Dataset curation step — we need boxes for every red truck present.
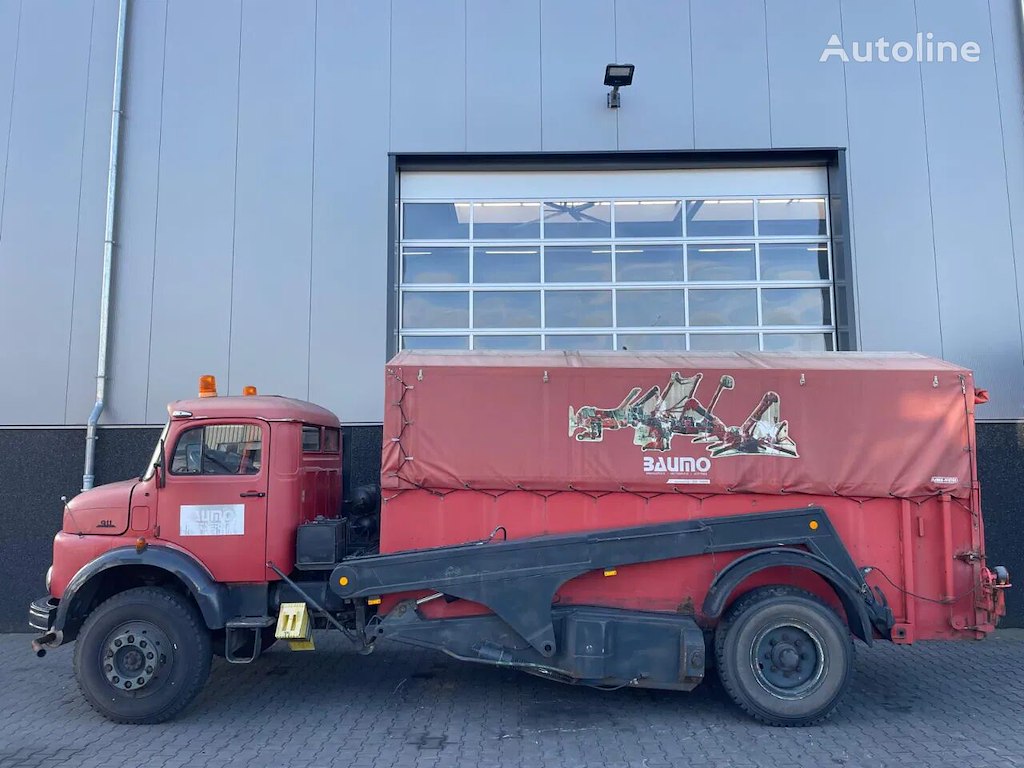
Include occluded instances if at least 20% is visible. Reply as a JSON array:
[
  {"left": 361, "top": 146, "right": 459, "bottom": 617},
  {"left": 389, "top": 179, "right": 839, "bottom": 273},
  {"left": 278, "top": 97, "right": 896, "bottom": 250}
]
[{"left": 30, "top": 352, "right": 1009, "bottom": 726}]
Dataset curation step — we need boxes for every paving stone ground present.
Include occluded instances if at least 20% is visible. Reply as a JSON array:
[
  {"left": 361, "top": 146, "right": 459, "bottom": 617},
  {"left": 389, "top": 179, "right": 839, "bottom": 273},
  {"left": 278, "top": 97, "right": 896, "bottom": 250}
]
[{"left": 1, "top": 631, "right": 1023, "bottom": 768}]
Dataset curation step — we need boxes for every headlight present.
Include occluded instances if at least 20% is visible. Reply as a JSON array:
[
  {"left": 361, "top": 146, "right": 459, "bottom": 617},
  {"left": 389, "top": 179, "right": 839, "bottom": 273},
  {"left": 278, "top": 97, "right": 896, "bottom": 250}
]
[{"left": 45, "top": 565, "right": 53, "bottom": 593}]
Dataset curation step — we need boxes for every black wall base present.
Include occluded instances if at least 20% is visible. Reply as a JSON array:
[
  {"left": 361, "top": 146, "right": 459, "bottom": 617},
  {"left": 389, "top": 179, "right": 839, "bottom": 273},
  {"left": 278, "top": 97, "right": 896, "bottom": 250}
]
[
  {"left": 1, "top": 423, "right": 1020, "bottom": 632},
  {"left": 975, "top": 423, "right": 1024, "bottom": 627},
  {"left": 0, "top": 427, "right": 160, "bottom": 634}
]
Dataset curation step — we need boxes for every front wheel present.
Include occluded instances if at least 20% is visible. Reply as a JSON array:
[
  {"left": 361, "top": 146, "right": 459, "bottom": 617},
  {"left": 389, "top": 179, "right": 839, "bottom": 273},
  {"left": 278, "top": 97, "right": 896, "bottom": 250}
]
[
  {"left": 73, "top": 587, "right": 212, "bottom": 723},
  {"left": 714, "top": 586, "right": 853, "bottom": 726}
]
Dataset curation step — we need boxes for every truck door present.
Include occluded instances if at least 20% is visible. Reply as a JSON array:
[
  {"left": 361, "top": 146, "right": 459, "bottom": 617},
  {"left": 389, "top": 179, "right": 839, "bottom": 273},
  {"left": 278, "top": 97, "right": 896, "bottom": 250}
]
[{"left": 157, "top": 420, "right": 269, "bottom": 582}]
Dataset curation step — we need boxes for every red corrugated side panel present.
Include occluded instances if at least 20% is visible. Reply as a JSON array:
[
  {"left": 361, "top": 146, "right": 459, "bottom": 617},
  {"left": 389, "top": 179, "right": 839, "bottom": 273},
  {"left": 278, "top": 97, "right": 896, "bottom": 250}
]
[{"left": 382, "top": 351, "right": 978, "bottom": 500}]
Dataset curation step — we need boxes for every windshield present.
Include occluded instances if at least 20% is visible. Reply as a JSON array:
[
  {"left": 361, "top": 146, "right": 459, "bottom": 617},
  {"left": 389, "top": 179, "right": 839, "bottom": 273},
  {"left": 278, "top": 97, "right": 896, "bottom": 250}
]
[{"left": 142, "top": 421, "right": 171, "bottom": 481}]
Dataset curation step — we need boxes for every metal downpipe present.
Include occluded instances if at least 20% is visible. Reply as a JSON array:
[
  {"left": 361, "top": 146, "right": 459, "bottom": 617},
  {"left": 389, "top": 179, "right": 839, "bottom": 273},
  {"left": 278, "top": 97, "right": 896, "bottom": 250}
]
[
  {"left": 1016, "top": 0, "right": 1024, "bottom": 105},
  {"left": 83, "top": 0, "right": 129, "bottom": 492}
]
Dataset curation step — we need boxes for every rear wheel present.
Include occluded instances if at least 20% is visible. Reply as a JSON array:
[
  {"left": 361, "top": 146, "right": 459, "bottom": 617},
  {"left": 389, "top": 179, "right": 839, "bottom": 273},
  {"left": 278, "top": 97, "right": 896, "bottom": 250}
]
[
  {"left": 73, "top": 587, "right": 212, "bottom": 724},
  {"left": 714, "top": 586, "right": 853, "bottom": 726}
]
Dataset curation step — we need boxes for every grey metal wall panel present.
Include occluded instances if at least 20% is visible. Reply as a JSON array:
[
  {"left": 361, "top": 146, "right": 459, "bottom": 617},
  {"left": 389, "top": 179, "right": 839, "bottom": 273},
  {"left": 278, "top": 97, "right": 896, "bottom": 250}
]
[
  {"left": 106, "top": 0, "right": 167, "bottom": 424},
  {"left": 1, "top": 0, "right": 1022, "bottom": 426},
  {"left": 0, "top": 2, "right": 94, "bottom": 425},
  {"left": 390, "top": 0, "right": 466, "bottom": 152},
  {"left": 228, "top": 0, "right": 315, "bottom": 400},
  {"left": 839, "top": 0, "right": 942, "bottom": 358},
  {"left": 690, "top": 0, "right": 770, "bottom": 149},
  {"left": 145, "top": 0, "right": 241, "bottom": 422},
  {"left": 65, "top": 0, "right": 118, "bottom": 425},
  {"left": 614, "top": 0, "right": 693, "bottom": 151},
  {"left": 466, "top": 0, "right": 542, "bottom": 152},
  {"left": 765, "top": 0, "right": 847, "bottom": 148},
  {"left": 0, "top": 0, "right": 20, "bottom": 255},
  {"left": 990, "top": 0, "right": 1024, "bottom": 420},
  {"left": 917, "top": 0, "right": 1023, "bottom": 419},
  {"left": 540, "top": 0, "right": 616, "bottom": 151},
  {"left": 309, "top": 1, "right": 391, "bottom": 423}
]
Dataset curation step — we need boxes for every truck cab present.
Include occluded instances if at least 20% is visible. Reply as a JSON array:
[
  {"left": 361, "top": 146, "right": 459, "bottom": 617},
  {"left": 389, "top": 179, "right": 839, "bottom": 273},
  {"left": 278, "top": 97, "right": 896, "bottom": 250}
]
[
  {"left": 31, "top": 380, "right": 356, "bottom": 722},
  {"left": 44, "top": 385, "right": 343, "bottom": 601}
]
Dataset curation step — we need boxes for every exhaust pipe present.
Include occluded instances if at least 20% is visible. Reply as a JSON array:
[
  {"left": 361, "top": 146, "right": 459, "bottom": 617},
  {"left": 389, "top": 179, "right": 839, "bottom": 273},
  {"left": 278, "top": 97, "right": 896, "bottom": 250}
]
[{"left": 31, "top": 630, "right": 63, "bottom": 656}]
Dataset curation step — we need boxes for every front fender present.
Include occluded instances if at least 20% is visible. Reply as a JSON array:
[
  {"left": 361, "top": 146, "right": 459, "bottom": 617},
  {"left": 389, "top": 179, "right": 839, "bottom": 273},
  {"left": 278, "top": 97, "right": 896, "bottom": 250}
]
[
  {"left": 702, "top": 547, "right": 891, "bottom": 644},
  {"left": 54, "top": 545, "right": 229, "bottom": 638}
]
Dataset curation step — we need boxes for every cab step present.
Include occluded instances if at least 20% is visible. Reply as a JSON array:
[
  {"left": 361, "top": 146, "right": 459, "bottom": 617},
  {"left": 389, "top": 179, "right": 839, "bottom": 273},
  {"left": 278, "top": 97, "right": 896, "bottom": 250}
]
[{"left": 224, "top": 617, "right": 275, "bottom": 664}]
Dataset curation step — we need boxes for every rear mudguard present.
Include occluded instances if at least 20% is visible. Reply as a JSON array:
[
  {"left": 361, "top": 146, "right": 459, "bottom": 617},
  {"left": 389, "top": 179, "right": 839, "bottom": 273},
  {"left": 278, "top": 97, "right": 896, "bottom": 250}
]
[{"left": 702, "top": 547, "right": 893, "bottom": 644}]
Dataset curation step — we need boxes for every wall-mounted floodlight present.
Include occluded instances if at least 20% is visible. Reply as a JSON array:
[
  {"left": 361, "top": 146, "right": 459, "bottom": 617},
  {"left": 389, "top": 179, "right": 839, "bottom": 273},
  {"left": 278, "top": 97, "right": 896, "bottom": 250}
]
[{"left": 605, "top": 63, "right": 635, "bottom": 108}]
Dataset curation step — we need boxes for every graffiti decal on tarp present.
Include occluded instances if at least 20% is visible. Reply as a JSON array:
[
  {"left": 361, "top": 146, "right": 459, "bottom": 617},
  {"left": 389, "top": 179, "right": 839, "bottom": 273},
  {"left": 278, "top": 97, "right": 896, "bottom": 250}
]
[{"left": 567, "top": 371, "right": 798, "bottom": 458}]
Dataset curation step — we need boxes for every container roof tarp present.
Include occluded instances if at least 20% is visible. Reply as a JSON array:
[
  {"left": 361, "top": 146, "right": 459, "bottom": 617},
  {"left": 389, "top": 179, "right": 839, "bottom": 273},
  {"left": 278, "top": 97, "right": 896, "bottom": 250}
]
[{"left": 382, "top": 351, "right": 979, "bottom": 499}]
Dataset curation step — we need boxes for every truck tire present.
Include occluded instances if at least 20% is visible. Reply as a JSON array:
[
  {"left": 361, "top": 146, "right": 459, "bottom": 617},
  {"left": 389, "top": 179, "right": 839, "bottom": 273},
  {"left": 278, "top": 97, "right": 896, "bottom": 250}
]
[
  {"left": 72, "top": 586, "right": 212, "bottom": 724},
  {"left": 714, "top": 585, "right": 853, "bottom": 726}
]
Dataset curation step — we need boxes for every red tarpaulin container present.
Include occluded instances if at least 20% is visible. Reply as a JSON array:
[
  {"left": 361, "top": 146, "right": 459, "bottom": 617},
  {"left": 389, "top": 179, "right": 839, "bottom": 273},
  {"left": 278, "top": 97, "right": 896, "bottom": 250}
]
[
  {"left": 379, "top": 352, "right": 1002, "bottom": 642},
  {"left": 382, "top": 351, "right": 978, "bottom": 500}
]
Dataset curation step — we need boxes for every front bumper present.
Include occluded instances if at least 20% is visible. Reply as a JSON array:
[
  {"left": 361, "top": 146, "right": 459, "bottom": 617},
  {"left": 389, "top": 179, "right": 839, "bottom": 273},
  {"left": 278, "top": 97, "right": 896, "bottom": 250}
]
[
  {"left": 29, "top": 596, "right": 63, "bottom": 654},
  {"left": 29, "top": 596, "right": 58, "bottom": 633}
]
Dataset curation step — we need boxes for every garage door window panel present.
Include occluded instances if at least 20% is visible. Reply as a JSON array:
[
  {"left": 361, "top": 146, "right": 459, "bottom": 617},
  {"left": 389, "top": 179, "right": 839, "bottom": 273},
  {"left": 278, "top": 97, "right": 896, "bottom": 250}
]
[
  {"left": 403, "top": 335, "right": 469, "bottom": 350},
  {"left": 617, "top": 289, "right": 684, "bottom": 328},
  {"left": 474, "top": 335, "right": 542, "bottom": 350},
  {"left": 687, "top": 244, "right": 756, "bottom": 282},
  {"left": 473, "top": 291, "right": 541, "bottom": 329},
  {"left": 545, "top": 246, "right": 612, "bottom": 283},
  {"left": 472, "top": 202, "right": 541, "bottom": 239},
  {"left": 402, "top": 247, "right": 469, "bottom": 284},
  {"left": 618, "top": 333, "right": 687, "bottom": 351},
  {"left": 689, "top": 333, "right": 760, "bottom": 351},
  {"left": 546, "top": 290, "right": 612, "bottom": 328},
  {"left": 760, "top": 242, "right": 830, "bottom": 281},
  {"left": 543, "top": 202, "right": 611, "bottom": 239},
  {"left": 686, "top": 199, "right": 754, "bottom": 237},
  {"left": 546, "top": 334, "right": 613, "bottom": 351},
  {"left": 614, "top": 201, "right": 682, "bottom": 238},
  {"left": 403, "top": 202, "right": 469, "bottom": 240},
  {"left": 761, "top": 287, "right": 832, "bottom": 326},
  {"left": 615, "top": 245, "right": 684, "bottom": 283},
  {"left": 758, "top": 198, "right": 827, "bottom": 236},
  {"left": 688, "top": 289, "right": 758, "bottom": 327},
  {"left": 763, "top": 333, "right": 834, "bottom": 352},
  {"left": 474, "top": 248, "right": 540, "bottom": 283},
  {"left": 402, "top": 291, "right": 469, "bottom": 329},
  {"left": 399, "top": 178, "right": 837, "bottom": 353}
]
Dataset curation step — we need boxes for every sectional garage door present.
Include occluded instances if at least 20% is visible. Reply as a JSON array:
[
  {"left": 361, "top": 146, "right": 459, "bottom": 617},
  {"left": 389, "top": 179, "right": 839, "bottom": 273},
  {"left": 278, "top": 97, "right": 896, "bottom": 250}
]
[{"left": 397, "top": 167, "right": 835, "bottom": 353}]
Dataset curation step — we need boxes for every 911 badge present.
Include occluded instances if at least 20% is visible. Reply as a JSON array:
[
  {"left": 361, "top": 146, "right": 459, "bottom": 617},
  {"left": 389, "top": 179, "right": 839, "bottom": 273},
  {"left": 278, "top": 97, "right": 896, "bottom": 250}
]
[
  {"left": 568, "top": 371, "right": 799, "bottom": 480},
  {"left": 179, "top": 504, "right": 245, "bottom": 536}
]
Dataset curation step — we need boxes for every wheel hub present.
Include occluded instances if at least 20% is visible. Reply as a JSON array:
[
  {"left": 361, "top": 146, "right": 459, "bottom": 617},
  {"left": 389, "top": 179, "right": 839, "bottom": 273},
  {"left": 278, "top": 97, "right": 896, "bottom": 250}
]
[
  {"left": 102, "top": 622, "right": 170, "bottom": 691},
  {"left": 751, "top": 622, "right": 825, "bottom": 697},
  {"left": 772, "top": 643, "right": 800, "bottom": 670}
]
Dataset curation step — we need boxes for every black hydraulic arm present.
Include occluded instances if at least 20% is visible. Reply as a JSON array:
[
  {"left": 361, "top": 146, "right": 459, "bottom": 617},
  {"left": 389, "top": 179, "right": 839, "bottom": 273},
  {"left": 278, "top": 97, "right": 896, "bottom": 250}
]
[{"left": 330, "top": 507, "right": 885, "bottom": 657}]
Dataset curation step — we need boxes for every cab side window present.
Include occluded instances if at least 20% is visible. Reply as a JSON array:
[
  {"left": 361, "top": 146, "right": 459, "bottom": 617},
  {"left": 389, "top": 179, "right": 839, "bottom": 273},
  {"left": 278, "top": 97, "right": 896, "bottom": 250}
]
[
  {"left": 301, "top": 425, "right": 321, "bottom": 452},
  {"left": 170, "top": 424, "right": 263, "bottom": 475}
]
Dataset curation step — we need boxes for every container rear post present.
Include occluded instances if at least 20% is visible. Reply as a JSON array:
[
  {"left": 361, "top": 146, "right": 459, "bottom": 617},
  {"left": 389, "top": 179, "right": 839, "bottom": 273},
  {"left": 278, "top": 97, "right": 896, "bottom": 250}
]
[
  {"left": 895, "top": 499, "right": 915, "bottom": 644},
  {"left": 940, "top": 495, "right": 955, "bottom": 605}
]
